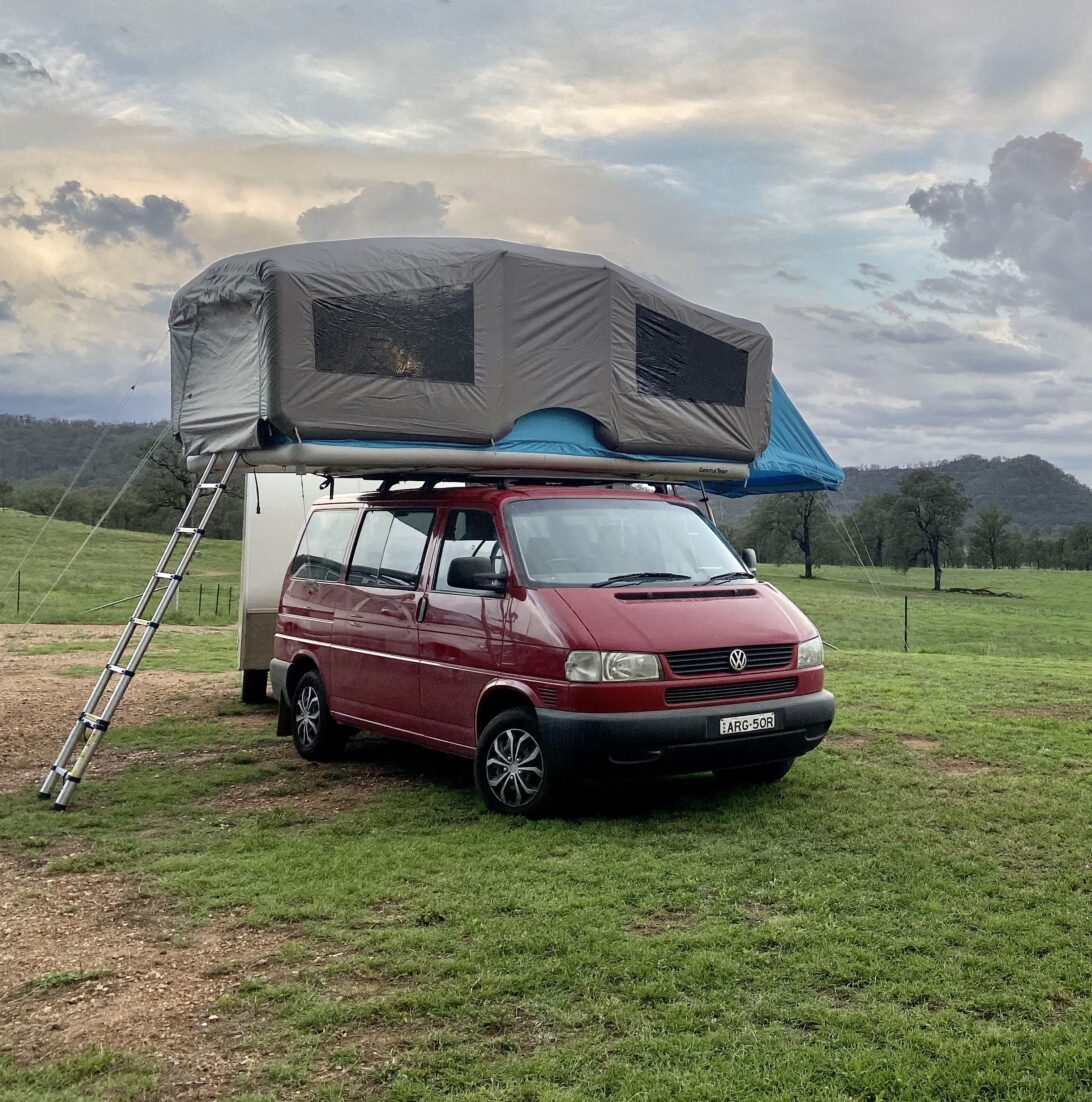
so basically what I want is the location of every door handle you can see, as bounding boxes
[416,596,429,623]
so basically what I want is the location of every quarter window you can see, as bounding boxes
[347,509,434,589]
[290,508,359,581]
[435,510,506,592]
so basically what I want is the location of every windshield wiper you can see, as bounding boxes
[591,572,692,588]
[702,571,755,585]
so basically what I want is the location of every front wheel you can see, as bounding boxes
[713,758,794,786]
[475,708,566,817]
[291,671,346,761]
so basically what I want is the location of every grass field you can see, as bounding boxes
[0,511,241,626]
[0,516,1090,1100]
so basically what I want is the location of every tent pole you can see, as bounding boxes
[698,480,716,525]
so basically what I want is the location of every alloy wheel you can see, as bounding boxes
[484,727,544,807]
[295,684,321,748]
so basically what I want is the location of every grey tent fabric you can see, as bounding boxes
[170,238,773,461]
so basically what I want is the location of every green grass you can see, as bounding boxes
[762,561,1092,660]
[1,523,1091,1098]
[0,510,240,625]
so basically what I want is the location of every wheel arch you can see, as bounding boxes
[476,681,536,742]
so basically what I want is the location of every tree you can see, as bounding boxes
[890,470,971,591]
[743,492,830,579]
[850,493,898,567]
[0,479,12,509]
[968,505,1013,569]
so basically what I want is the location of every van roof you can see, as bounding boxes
[313,484,692,508]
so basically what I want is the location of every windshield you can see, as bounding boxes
[506,497,750,587]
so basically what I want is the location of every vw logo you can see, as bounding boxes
[728,648,748,672]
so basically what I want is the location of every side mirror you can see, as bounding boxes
[741,547,758,575]
[447,556,507,593]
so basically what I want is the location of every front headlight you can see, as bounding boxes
[565,651,662,682]
[797,635,824,669]
[603,651,662,681]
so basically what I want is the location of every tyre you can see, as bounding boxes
[713,758,794,786]
[240,668,268,704]
[475,707,566,817]
[291,671,346,761]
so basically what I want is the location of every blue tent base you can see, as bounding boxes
[217,376,841,497]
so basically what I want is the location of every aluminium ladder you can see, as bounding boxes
[39,452,240,810]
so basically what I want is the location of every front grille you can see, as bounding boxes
[664,676,798,705]
[664,643,794,676]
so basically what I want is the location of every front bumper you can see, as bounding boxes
[537,690,834,775]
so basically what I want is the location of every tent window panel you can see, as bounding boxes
[635,305,748,407]
[312,284,474,383]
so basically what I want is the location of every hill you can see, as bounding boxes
[0,414,168,488]
[711,454,1092,535]
[3,415,1091,536]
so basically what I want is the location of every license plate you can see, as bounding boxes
[719,712,776,736]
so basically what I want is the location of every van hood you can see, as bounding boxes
[553,583,817,653]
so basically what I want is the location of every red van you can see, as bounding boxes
[271,484,834,815]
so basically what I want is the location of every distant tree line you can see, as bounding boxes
[0,436,244,540]
[735,470,1092,590]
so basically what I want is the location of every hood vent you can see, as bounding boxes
[614,588,759,602]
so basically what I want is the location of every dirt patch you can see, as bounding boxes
[628,910,701,937]
[0,624,242,795]
[741,901,775,925]
[204,767,388,816]
[927,756,992,777]
[900,736,940,753]
[899,734,993,776]
[0,854,297,1099]
[833,731,877,749]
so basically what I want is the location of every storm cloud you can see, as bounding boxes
[297,181,449,240]
[908,132,1092,322]
[0,281,15,322]
[0,180,195,252]
[0,51,50,80]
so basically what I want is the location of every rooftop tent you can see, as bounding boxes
[703,376,843,497]
[170,237,773,480]
[283,376,843,495]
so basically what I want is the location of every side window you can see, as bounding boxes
[435,510,506,593]
[290,508,359,582]
[347,509,434,589]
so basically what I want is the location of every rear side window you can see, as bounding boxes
[347,509,434,589]
[636,304,748,406]
[435,510,507,592]
[290,508,359,581]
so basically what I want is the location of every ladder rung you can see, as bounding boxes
[132,617,160,628]
[79,713,109,732]
[198,481,227,492]
[106,664,135,678]
[177,526,205,536]
[154,571,183,581]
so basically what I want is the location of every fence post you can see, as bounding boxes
[215,583,221,615]
[227,586,233,616]
[15,571,20,615]
[198,583,203,617]
[904,595,909,652]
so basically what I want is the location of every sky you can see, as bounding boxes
[1,1,1091,482]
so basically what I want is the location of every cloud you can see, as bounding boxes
[297,180,449,240]
[0,281,15,322]
[0,180,196,252]
[774,267,811,284]
[858,262,894,282]
[908,132,1092,323]
[0,51,50,80]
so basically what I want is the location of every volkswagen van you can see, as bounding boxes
[271,484,834,815]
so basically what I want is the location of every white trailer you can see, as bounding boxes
[237,472,371,701]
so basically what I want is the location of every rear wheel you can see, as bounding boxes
[291,671,346,761]
[713,758,794,786]
[475,707,565,817]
